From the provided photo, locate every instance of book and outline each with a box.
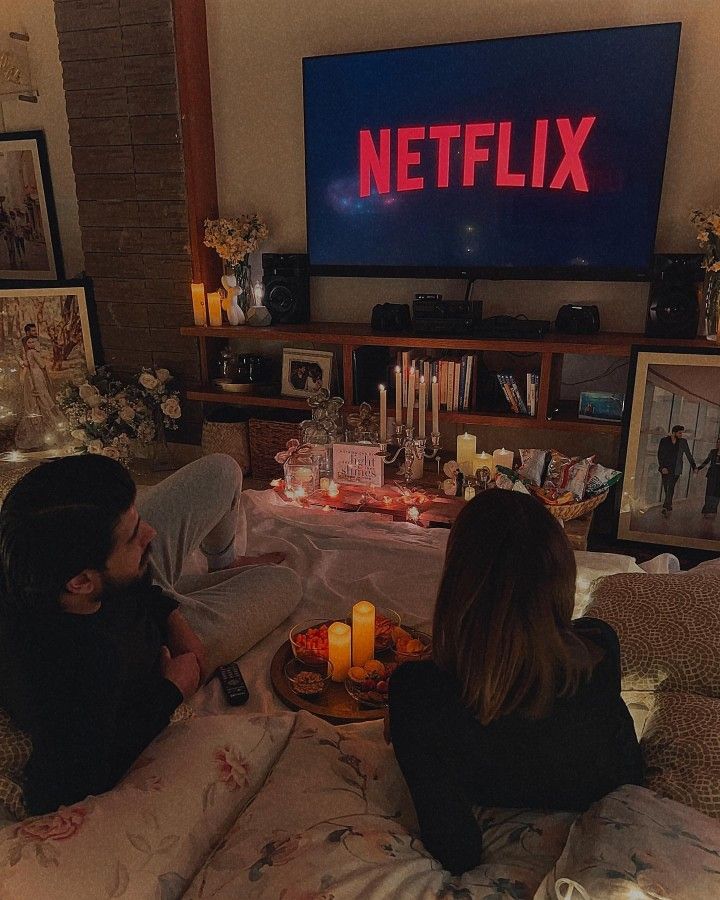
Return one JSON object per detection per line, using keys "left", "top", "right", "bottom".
{"left": 464, "top": 354, "right": 474, "bottom": 410}
{"left": 458, "top": 355, "right": 468, "bottom": 412}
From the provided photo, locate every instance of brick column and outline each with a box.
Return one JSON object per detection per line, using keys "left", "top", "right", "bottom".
{"left": 54, "top": 0, "right": 203, "bottom": 441}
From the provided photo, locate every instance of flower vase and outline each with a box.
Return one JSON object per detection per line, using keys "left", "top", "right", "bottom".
{"left": 702, "top": 270, "right": 720, "bottom": 341}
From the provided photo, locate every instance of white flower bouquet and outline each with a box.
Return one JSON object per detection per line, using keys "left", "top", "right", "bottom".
{"left": 203, "top": 215, "right": 270, "bottom": 266}
{"left": 691, "top": 209, "right": 720, "bottom": 272}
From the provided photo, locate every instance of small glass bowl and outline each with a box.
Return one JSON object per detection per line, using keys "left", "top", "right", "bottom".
{"left": 284, "top": 657, "right": 333, "bottom": 698}
{"left": 345, "top": 607, "right": 401, "bottom": 655}
{"left": 289, "top": 620, "right": 331, "bottom": 666}
{"left": 344, "top": 675, "right": 389, "bottom": 709}
{"left": 393, "top": 629, "right": 432, "bottom": 663}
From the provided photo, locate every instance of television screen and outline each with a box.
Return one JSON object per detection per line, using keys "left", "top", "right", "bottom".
{"left": 302, "top": 23, "right": 681, "bottom": 280}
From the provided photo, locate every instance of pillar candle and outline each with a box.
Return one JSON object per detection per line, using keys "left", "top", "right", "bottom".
{"left": 456, "top": 431, "right": 477, "bottom": 476}
{"left": 418, "top": 376, "right": 426, "bottom": 438}
{"left": 328, "top": 621, "right": 351, "bottom": 682}
{"left": 407, "top": 368, "right": 416, "bottom": 430}
{"left": 431, "top": 375, "right": 439, "bottom": 434}
{"left": 394, "top": 366, "right": 402, "bottom": 423}
{"left": 493, "top": 447, "right": 514, "bottom": 474}
{"left": 379, "top": 384, "right": 387, "bottom": 442}
{"left": 473, "top": 450, "right": 494, "bottom": 477}
{"left": 352, "top": 600, "right": 375, "bottom": 667}
{"left": 191, "top": 282, "right": 207, "bottom": 326}
{"left": 207, "top": 291, "right": 223, "bottom": 327}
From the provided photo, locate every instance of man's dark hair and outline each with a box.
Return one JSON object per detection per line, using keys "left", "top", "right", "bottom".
{"left": 0, "top": 455, "right": 136, "bottom": 619}
{"left": 671, "top": 425, "right": 686, "bottom": 434}
{"left": 23, "top": 323, "right": 35, "bottom": 334}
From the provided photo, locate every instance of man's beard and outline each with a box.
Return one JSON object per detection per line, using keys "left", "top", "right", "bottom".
{"left": 99, "top": 548, "right": 154, "bottom": 608}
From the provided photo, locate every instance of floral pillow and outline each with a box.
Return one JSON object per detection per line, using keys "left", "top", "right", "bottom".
{"left": 186, "top": 710, "right": 575, "bottom": 899}
{"left": 535, "top": 784, "right": 720, "bottom": 900}
{"left": 0, "top": 712, "right": 294, "bottom": 900}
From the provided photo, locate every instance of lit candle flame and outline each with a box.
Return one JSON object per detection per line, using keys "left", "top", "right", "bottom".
{"left": 407, "top": 505, "right": 420, "bottom": 523}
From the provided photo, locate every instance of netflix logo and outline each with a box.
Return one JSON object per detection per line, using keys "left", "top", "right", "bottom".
{"left": 359, "top": 117, "right": 596, "bottom": 197}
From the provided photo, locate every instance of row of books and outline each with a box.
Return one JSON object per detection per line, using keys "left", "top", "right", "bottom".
{"left": 497, "top": 373, "right": 540, "bottom": 416}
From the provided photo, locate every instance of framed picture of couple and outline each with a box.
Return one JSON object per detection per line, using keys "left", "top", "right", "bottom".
{"left": 281, "top": 348, "right": 334, "bottom": 398}
{"left": 618, "top": 346, "right": 720, "bottom": 552}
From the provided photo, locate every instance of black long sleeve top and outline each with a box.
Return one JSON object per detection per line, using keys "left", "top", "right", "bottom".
{"left": 0, "top": 584, "right": 182, "bottom": 815}
{"left": 388, "top": 617, "right": 644, "bottom": 875}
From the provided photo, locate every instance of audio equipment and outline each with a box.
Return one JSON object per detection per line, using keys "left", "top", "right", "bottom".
{"left": 262, "top": 253, "right": 310, "bottom": 324}
{"left": 370, "top": 303, "right": 411, "bottom": 332}
{"left": 645, "top": 253, "right": 703, "bottom": 339}
{"left": 412, "top": 298, "right": 482, "bottom": 335}
{"left": 475, "top": 316, "right": 552, "bottom": 339}
{"left": 555, "top": 304, "right": 601, "bottom": 334}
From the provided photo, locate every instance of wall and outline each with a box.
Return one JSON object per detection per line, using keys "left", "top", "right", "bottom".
{"left": 206, "top": 0, "right": 719, "bottom": 332}
{"left": 0, "top": 0, "right": 83, "bottom": 277}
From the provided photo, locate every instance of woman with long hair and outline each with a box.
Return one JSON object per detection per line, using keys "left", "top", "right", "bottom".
{"left": 388, "top": 489, "right": 643, "bottom": 874}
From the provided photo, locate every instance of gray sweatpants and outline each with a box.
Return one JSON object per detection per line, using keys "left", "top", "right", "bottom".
{"left": 137, "top": 454, "right": 302, "bottom": 672}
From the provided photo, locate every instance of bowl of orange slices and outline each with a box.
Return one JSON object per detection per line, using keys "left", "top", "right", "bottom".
{"left": 392, "top": 626, "right": 432, "bottom": 663}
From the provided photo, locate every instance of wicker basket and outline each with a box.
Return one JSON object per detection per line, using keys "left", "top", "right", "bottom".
{"left": 249, "top": 419, "right": 300, "bottom": 481}
{"left": 201, "top": 419, "right": 251, "bottom": 475}
{"left": 543, "top": 490, "right": 608, "bottom": 522}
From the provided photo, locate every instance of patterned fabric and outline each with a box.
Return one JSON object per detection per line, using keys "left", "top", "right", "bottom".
{"left": 535, "top": 784, "right": 720, "bottom": 899}
{"left": 0, "top": 709, "right": 31, "bottom": 821}
{"left": 588, "top": 571, "right": 720, "bottom": 696}
{"left": 0, "top": 462, "right": 39, "bottom": 505}
{"left": 642, "top": 691, "right": 720, "bottom": 819}
{"left": 0, "top": 712, "right": 294, "bottom": 900}
{"left": 621, "top": 690, "right": 656, "bottom": 741}
{"left": 186, "top": 710, "right": 576, "bottom": 899}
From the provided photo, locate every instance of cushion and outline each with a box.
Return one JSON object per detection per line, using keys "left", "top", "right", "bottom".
{"left": 587, "top": 571, "right": 720, "bottom": 696}
{"left": 642, "top": 691, "right": 720, "bottom": 819}
{"left": 0, "top": 709, "right": 31, "bottom": 821}
{"left": 0, "top": 712, "right": 294, "bottom": 900}
{"left": 187, "top": 710, "right": 575, "bottom": 899}
{"left": 535, "top": 784, "right": 720, "bottom": 900}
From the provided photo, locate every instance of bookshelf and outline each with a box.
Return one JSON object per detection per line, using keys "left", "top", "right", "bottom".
{"left": 180, "top": 323, "right": 712, "bottom": 436}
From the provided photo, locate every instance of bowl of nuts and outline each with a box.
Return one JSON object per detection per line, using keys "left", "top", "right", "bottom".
{"left": 284, "top": 657, "right": 334, "bottom": 698}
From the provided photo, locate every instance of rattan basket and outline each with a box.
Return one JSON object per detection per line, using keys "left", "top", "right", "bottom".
{"left": 542, "top": 490, "right": 608, "bottom": 521}
{"left": 201, "top": 419, "right": 251, "bottom": 475}
{"left": 249, "top": 419, "right": 300, "bottom": 481}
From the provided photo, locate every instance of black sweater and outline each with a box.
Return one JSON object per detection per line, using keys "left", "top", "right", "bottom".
{"left": 0, "top": 584, "right": 182, "bottom": 815}
{"left": 388, "top": 617, "right": 643, "bottom": 874}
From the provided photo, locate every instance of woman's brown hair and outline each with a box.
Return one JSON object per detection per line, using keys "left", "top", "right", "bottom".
{"left": 432, "top": 489, "right": 592, "bottom": 725}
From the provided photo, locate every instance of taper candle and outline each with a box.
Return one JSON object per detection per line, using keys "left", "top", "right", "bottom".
{"left": 328, "top": 621, "right": 351, "bottom": 682}
{"left": 456, "top": 431, "right": 477, "bottom": 476}
{"left": 431, "top": 375, "right": 439, "bottom": 434}
{"left": 407, "top": 367, "right": 416, "bottom": 429}
{"left": 418, "top": 376, "right": 426, "bottom": 438}
{"left": 207, "top": 291, "right": 222, "bottom": 327}
{"left": 394, "top": 366, "right": 402, "bottom": 423}
{"left": 191, "top": 282, "right": 207, "bottom": 326}
{"left": 352, "top": 600, "right": 375, "bottom": 666}
{"left": 379, "top": 384, "right": 387, "bottom": 442}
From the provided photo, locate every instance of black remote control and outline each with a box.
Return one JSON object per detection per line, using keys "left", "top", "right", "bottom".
{"left": 217, "top": 663, "right": 249, "bottom": 706}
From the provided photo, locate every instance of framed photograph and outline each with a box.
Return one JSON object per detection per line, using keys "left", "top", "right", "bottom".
{"left": 618, "top": 346, "right": 720, "bottom": 552}
{"left": 0, "top": 282, "right": 96, "bottom": 459}
{"left": 281, "top": 348, "right": 334, "bottom": 398}
{"left": 0, "top": 130, "right": 64, "bottom": 282}
{"left": 578, "top": 390, "right": 625, "bottom": 423}
{"left": 332, "top": 441, "right": 385, "bottom": 487}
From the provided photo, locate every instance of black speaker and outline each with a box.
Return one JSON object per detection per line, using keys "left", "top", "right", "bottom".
{"left": 262, "top": 253, "right": 310, "bottom": 324}
{"left": 646, "top": 254, "right": 703, "bottom": 339}
{"left": 555, "top": 304, "right": 600, "bottom": 334}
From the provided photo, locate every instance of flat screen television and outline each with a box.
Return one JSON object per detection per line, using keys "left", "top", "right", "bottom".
{"left": 302, "top": 23, "right": 681, "bottom": 281}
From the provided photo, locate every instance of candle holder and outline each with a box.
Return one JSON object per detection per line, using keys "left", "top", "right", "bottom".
{"left": 378, "top": 423, "right": 441, "bottom": 484}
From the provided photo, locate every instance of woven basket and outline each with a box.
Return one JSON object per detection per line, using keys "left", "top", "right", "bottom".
{"left": 543, "top": 490, "right": 608, "bottom": 521}
{"left": 201, "top": 419, "right": 250, "bottom": 475}
{"left": 249, "top": 419, "right": 300, "bottom": 481}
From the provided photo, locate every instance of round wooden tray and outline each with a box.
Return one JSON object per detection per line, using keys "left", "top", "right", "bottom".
{"left": 270, "top": 640, "right": 386, "bottom": 724}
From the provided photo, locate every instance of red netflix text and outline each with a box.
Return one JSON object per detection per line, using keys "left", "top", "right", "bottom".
{"left": 358, "top": 117, "right": 596, "bottom": 197}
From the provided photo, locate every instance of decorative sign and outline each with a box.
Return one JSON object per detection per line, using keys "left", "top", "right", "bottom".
{"left": 332, "top": 442, "right": 384, "bottom": 487}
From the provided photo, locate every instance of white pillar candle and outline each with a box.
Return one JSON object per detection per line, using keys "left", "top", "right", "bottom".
{"left": 328, "top": 621, "right": 351, "bottom": 682}
{"left": 473, "top": 451, "right": 494, "bottom": 477}
{"left": 207, "top": 291, "right": 223, "bottom": 327}
{"left": 456, "top": 431, "right": 477, "bottom": 476}
{"left": 379, "top": 384, "right": 387, "bottom": 442}
{"left": 431, "top": 375, "right": 439, "bottom": 434}
{"left": 191, "top": 282, "right": 207, "bottom": 326}
{"left": 394, "top": 366, "right": 402, "bottom": 423}
{"left": 418, "top": 376, "right": 426, "bottom": 438}
{"left": 407, "top": 368, "right": 416, "bottom": 430}
{"left": 352, "top": 600, "right": 375, "bottom": 667}
{"left": 327, "top": 479, "right": 339, "bottom": 498}
{"left": 493, "top": 447, "right": 514, "bottom": 474}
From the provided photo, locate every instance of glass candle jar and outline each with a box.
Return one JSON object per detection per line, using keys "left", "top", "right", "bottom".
{"left": 284, "top": 458, "right": 319, "bottom": 496}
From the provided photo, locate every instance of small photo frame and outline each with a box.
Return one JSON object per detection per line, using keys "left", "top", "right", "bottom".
{"left": 281, "top": 348, "right": 334, "bottom": 398}
{"left": 0, "top": 131, "right": 64, "bottom": 282}
{"left": 332, "top": 441, "right": 385, "bottom": 487}
{"left": 578, "top": 390, "right": 625, "bottom": 423}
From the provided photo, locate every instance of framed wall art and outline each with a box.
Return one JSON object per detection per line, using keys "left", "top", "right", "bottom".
{"left": 618, "top": 345, "right": 720, "bottom": 552}
{"left": 0, "top": 281, "right": 96, "bottom": 458}
{"left": 281, "top": 347, "right": 334, "bottom": 398}
{"left": 0, "top": 130, "right": 64, "bottom": 282}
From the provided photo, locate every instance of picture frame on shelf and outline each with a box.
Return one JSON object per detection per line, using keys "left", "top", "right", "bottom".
{"left": 578, "top": 390, "right": 625, "bottom": 423}
{"left": 0, "top": 131, "right": 64, "bottom": 282}
{"left": 0, "top": 280, "right": 96, "bottom": 459}
{"left": 281, "top": 347, "right": 334, "bottom": 398}
{"left": 618, "top": 346, "right": 720, "bottom": 552}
